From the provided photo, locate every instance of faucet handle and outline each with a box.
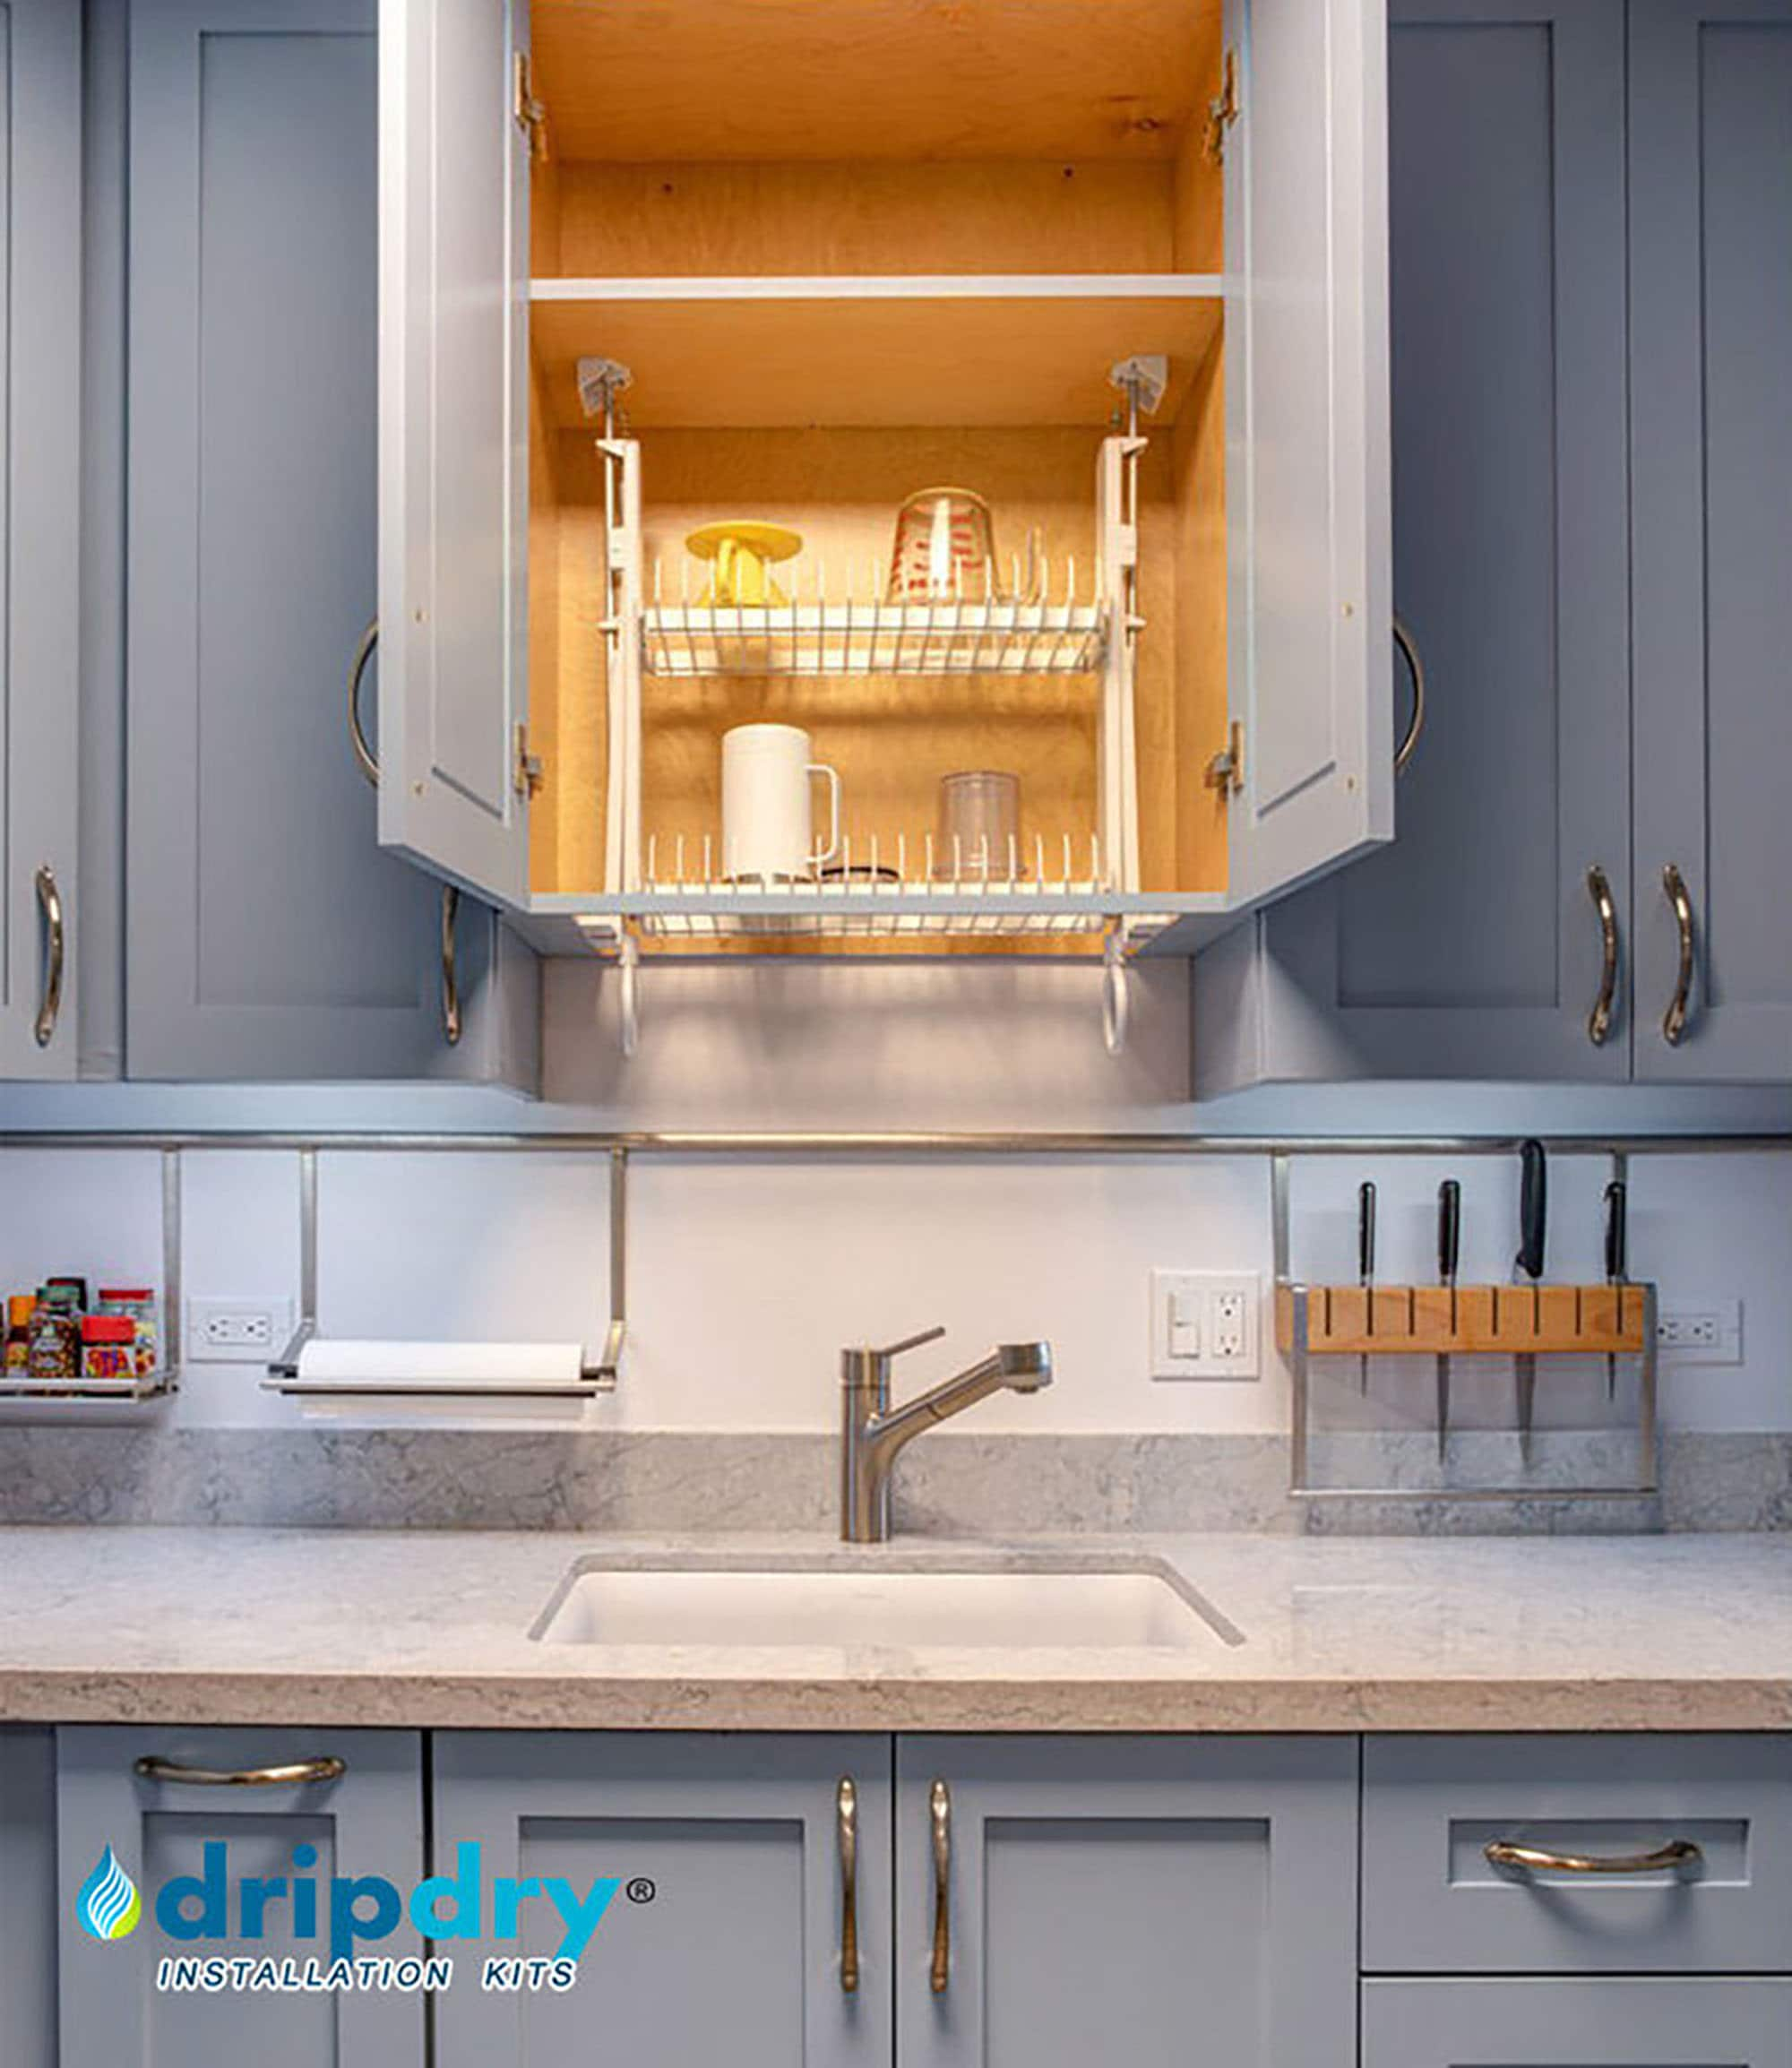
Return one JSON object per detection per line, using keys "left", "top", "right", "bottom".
{"left": 872, "top": 1325, "right": 946, "bottom": 1361}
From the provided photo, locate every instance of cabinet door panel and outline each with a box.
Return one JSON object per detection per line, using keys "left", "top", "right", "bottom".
{"left": 377, "top": 0, "right": 530, "bottom": 906}
{"left": 1363, "top": 1978, "right": 1792, "bottom": 2065}
{"left": 57, "top": 1726, "right": 425, "bottom": 2068}
{"left": 0, "top": 0, "right": 80, "bottom": 1078}
{"left": 1631, "top": 0, "right": 1792, "bottom": 1079}
{"left": 896, "top": 1735, "right": 1355, "bottom": 2068}
{"left": 1225, "top": 0, "right": 1392, "bottom": 906}
{"left": 0, "top": 1725, "right": 57, "bottom": 2068}
{"left": 432, "top": 1731, "right": 891, "bottom": 2068}
{"left": 126, "top": 0, "right": 538, "bottom": 1084}
{"left": 1197, "top": 0, "right": 1631, "bottom": 1093}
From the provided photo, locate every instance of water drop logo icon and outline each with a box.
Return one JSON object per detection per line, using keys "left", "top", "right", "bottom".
{"left": 77, "top": 1847, "right": 141, "bottom": 1942}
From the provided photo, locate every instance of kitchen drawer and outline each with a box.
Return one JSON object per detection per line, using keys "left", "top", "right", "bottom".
{"left": 1363, "top": 1734, "right": 1792, "bottom": 1974}
{"left": 1361, "top": 1978, "right": 1792, "bottom": 2065}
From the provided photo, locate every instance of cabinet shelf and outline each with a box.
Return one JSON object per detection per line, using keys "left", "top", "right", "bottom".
{"left": 530, "top": 278, "right": 1221, "bottom": 429}
{"left": 642, "top": 599, "right": 1108, "bottom": 678}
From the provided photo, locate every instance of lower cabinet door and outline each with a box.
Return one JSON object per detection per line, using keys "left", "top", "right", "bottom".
{"left": 431, "top": 1730, "right": 892, "bottom": 2068}
{"left": 1, "top": 1725, "right": 58, "bottom": 2068}
{"left": 56, "top": 1726, "right": 425, "bottom": 2068}
{"left": 894, "top": 1735, "right": 1357, "bottom": 2068}
{"left": 1362, "top": 1978, "right": 1792, "bottom": 2065}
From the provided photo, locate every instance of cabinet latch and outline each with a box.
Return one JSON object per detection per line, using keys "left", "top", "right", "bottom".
{"left": 513, "top": 51, "right": 548, "bottom": 160}
{"left": 1203, "top": 49, "right": 1240, "bottom": 167}
{"left": 513, "top": 722, "right": 545, "bottom": 799}
{"left": 1206, "top": 720, "right": 1245, "bottom": 798}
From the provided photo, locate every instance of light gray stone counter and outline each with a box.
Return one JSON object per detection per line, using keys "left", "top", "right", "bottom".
{"left": 1, "top": 1528, "right": 1788, "bottom": 1732}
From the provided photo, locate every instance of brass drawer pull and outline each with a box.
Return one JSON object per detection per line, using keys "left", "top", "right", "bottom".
{"left": 1586, "top": 866, "right": 1618, "bottom": 1047}
{"left": 1485, "top": 1837, "right": 1702, "bottom": 1876}
{"left": 33, "top": 865, "right": 64, "bottom": 1048}
{"left": 440, "top": 883, "right": 462, "bottom": 1047}
{"left": 1662, "top": 863, "right": 1695, "bottom": 1046}
{"left": 929, "top": 1779, "right": 952, "bottom": 1994}
{"left": 349, "top": 620, "right": 379, "bottom": 787}
{"left": 134, "top": 1755, "right": 346, "bottom": 1788}
{"left": 837, "top": 1777, "right": 859, "bottom": 1994}
{"left": 1392, "top": 616, "right": 1426, "bottom": 775}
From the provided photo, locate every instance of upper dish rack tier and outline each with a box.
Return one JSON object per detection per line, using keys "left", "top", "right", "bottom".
{"left": 641, "top": 598, "right": 1109, "bottom": 679}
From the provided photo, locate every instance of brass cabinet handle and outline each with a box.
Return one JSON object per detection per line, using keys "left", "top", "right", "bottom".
{"left": 349, "top": 619, "right": 379, "bottom": 787}
{"left": 929, "top": 1779, "right": 952, "bottom": 1994}
{"left": 1586, "top": 866, "right": 1618, "bottom": 1047}
{"left": 1486, "top": 1837, "right": 1702, "bottom": 1877}
{"left": 1392, "top": 616, "right": 1426, "bottom": 775}
{"left": 440, "top": 883, "right": 462, "bottom": 1047}
{"left": 837, "top": 1777, "right": 859, "bottom": 1994}
{"left": 1662, "top": 863, "right": 1695, "bottom": 1046}
{"left": 134, "top": 1755, "right": 346, "bottom": 1788}
{"left": 32, "top": 865, "right": 64, "bottom": 1049}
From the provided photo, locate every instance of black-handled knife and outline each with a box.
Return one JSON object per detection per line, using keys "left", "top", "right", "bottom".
{"left": 1357, "top": 1181, "right": 1376, "bottom": 1393}
{"left": 1603, "top": 1178, "right": 1628, "bottom": 1400}
{"left": 1435, "top": 1178, "right": 1460, "bottom": 1462}
{"left": 1512, "top": 1140, "right": 1547, "bottom": 1462}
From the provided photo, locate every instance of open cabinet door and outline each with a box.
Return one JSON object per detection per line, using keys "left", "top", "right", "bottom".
{"left": 1224, "top": 0, "right": 1392, "bottom": 909}
{"left": 377, "top": 0, "right": 530, "bottom": 907}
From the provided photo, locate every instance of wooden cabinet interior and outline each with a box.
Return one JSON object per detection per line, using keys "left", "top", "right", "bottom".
{"left": 524, "top": 0, "right": 1230, "bottom": 947}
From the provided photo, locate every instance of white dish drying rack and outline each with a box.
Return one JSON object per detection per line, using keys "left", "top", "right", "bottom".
{"left": 573, "top": 355, "right": 1167, "bottom": 1055}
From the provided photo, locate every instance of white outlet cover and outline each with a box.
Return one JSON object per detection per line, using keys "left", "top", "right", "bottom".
{"left": 1655, "top": 1297, "right": 1743, "bottom": 1366}
{"left": 187, "top": 1297, "right": 294, "bottom": 1364}
{"left": 1150, "top": 1270, "right": 1262, "bottom": 1380}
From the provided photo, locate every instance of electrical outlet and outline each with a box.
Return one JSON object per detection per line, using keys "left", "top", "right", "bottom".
{"left": 1150, "top": 1271, "right": 1261, "bottom": 1379}
{"left": 188, "top": 1297, "right": 292, "bottom": 1363}
{"left": 1656, "top": 1297, "right": 1742, "bottom": 1365}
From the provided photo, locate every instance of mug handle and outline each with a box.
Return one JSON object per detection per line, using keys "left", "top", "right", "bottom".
{"left": 714, "top": 534, "right": 739, "bottom": 606}
{"left": 808, "top": 763, "right": 842, "bottom": 868}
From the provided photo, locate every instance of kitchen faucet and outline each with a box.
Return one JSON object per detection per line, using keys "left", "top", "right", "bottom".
{"left": 840, "top": 1327, "right": 1054, "bottom": 1543}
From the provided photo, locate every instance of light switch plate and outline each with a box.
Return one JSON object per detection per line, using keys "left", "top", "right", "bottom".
{"left": 1150, "top": 1270, "right": 1261, "bottom": 1379}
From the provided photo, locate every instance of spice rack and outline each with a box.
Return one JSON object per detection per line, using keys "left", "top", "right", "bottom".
{"left": 0, "top": 1149, "right": 180, "bottom": 1409}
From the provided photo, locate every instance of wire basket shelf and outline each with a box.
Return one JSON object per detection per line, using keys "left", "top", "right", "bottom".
{"left": 640, "top": 599, "right": 1108, "bottom": 678}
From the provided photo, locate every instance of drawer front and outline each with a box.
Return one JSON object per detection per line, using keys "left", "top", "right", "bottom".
{"left": 1364, "top": 1734, "right": 1792, "bottom": 1973}
{"left": 1362, "top": 1978, "right": 1792, "bottom": 2066}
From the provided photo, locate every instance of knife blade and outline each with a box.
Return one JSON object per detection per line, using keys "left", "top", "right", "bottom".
{"left": 1603, "top": 1177, "right": 1628, "bottom": 1401}
{"left": 1436, "top": 1178, "right": 1460, "bottom": 1464}
{"left": 1357, "top": 1181, "right": 1376, "bottom": 1393}
{"left": 1513, "top": 1139, "right": 1547, "bottom": 1464}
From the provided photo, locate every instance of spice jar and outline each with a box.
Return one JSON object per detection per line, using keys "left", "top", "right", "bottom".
{"left": 4, "top": 1295, "right": 32, "bottom": 1374}
{"left": 25, "top": 1290, "right": 80, "bottom": 1381}
{"left": 98, "top": 1288, "right": 159, "bottom": 1378}
{"left": 82, "top": 1314, "right": 136, "bottom": 1382}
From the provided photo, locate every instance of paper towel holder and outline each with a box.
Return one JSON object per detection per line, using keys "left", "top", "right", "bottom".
{"left": 264, "top": 1147, "right": 627, "bottom": 1396}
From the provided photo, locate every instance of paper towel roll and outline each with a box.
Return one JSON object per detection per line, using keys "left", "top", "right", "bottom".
{"left": 290, "top": 1340, "right": 589, "bottom": 1392}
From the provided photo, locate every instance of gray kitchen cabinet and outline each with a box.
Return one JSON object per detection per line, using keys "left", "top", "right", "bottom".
{"left": 0, "top": 0, "right": 81, "bottom": 1080}
{"left": 1194, "top": 0, "right": 1632, "bottom": 1094}
{"left": 1363, "top": 1733, "right": 1792, "bottom": 1975}
{"left": 895, "top": 1734, "right": 1357, "bottom": 2068}
{"left": 0, "top": 1725, "right": 58, "bottom": 2068}
{"left": 56, "top": 1726, "right": 425, "bottom": 2068}
{"left": 430, "top": 1731, "right": 892, "bottom": 2068}
{"left": 123, "top": 0, "right": 538, "bottom": 1087}
{"left": 1362, "top": 1979, "right": 1792, "bottom": 2065}
{"left": 1629, "top": 0, "right": 1792, "bottom": 1080}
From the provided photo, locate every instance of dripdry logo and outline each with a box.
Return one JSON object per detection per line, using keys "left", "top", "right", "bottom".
{"left": 77, "top": 1848, "right": 142, "bottom": 1943}
{"left": 75, "top": 1840, "right": 628, "bottom": 1995}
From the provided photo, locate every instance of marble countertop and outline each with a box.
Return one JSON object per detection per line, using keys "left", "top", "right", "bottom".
{"left": 2, "top": 1527, "right": 1788, "bottom": 1732}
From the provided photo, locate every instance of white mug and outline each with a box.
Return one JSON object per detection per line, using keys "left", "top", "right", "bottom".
{"left": 720, "top": 724, "right": 842, "bottom": 883}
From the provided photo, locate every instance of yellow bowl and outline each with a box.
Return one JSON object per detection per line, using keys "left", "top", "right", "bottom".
{"left": 685, "top": 521, "right": 804, "bottom": 607}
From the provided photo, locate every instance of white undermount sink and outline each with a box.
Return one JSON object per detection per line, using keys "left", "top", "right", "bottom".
{"left": 532, "top": 1559, "right": 1241, "bottom": 1651}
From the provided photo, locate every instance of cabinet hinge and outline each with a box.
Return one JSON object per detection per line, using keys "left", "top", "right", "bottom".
{"left": 1206, "top": 719, "right": 1245, "bottom": 798}
{"left": 513, "top": 50, "right": 548, "bottom": 160}
{"left": 1203, "top": 48, "right": 1240, "bottom": 167}
{"left": 513, "top": 722, "right": 545, "bottom": 799}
